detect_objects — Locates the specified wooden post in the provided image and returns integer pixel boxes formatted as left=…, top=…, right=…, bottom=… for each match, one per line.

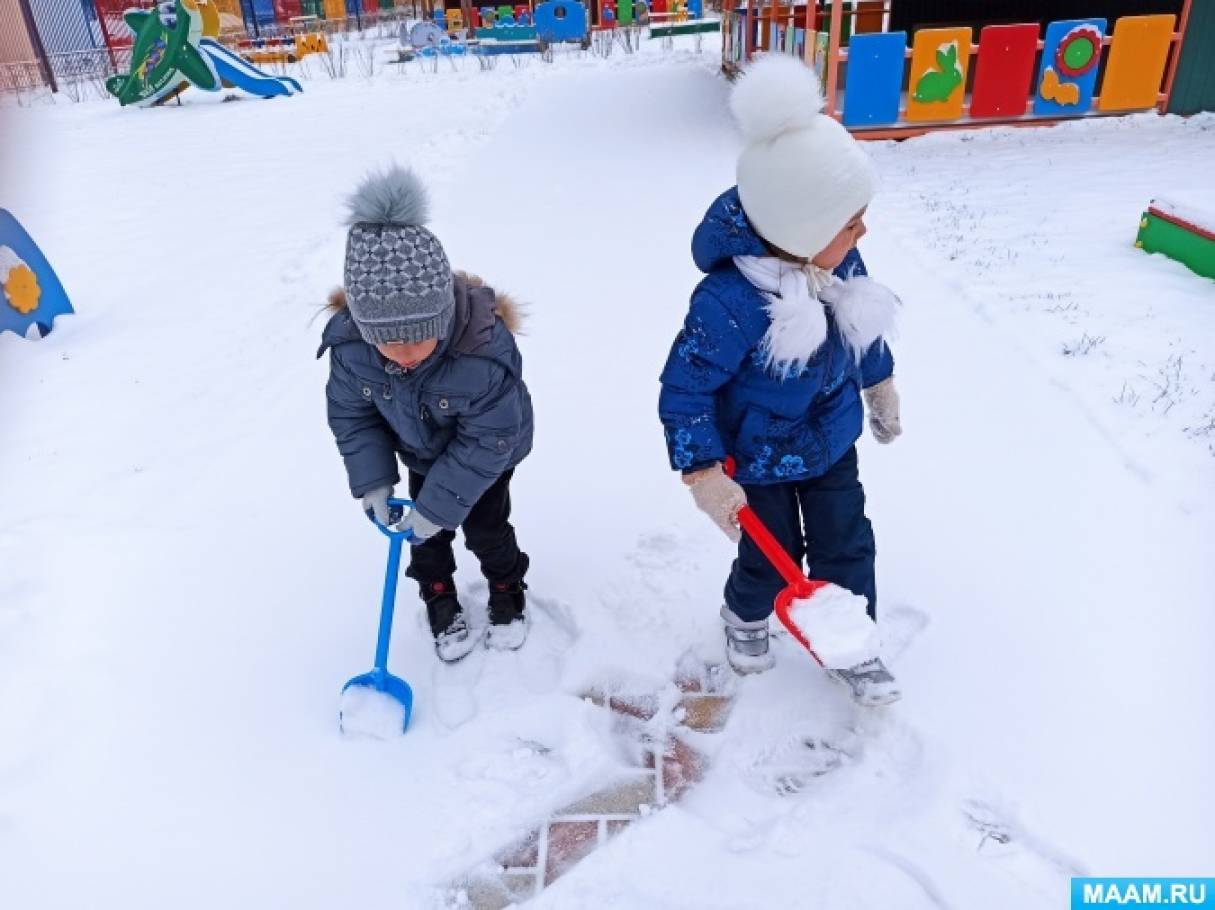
left=1160, top=0, right=1194, bottom=112
left=825, top=0, right=843, bottom=115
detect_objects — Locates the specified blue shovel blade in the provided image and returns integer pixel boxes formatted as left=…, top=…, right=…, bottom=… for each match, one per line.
left=340, top=669, right=413, bottom=735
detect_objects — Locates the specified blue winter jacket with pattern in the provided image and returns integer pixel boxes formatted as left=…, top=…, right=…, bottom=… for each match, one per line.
left=658, top=188, right=894, bottom=485
left=319, top=274, right=533, bottom=529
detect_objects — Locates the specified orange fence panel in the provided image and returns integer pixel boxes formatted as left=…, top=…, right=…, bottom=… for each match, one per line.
left=1098, top=14, right=1176, bottom=112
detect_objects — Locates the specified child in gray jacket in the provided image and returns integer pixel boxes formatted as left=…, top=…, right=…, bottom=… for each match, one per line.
left=319, top=166, right=534, bottom=661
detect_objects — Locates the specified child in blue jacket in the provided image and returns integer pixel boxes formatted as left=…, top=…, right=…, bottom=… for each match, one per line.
left=658, top=56, right=903, bottom=705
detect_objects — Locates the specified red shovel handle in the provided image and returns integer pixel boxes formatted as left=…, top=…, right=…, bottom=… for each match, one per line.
left=736, top=507, right=810, bottom=591
left=724, top=457, right=815, bottom=596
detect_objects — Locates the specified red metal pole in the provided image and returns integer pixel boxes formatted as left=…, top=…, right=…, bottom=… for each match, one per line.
left=92, top=0, right=121, bottom=71
left=1160, top=0, right=1194, bottom=113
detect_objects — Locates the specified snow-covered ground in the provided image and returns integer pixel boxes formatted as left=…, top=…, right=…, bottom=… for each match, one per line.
left=2, top=36, right=1213, bottom=909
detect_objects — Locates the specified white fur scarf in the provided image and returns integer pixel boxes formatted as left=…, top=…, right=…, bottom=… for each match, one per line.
left=733, top=255, right=899, bottom=379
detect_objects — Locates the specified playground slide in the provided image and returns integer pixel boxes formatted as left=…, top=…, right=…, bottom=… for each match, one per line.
left=198, top=38, right=303, bottom=99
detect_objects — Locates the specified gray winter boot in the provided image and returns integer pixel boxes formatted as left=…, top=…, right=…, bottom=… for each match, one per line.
left=721, top=605, right=776, bottom=675
left=827, top=657, right=901, bottom=707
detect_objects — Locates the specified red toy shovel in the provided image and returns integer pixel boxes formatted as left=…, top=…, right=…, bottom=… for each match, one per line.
left=724, top=457, right=828, bottom=666
left=736, top=506, right=830, bottom=667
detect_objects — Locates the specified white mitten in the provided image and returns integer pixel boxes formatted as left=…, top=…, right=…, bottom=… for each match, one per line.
left=684, top=464, right=748, bottom=543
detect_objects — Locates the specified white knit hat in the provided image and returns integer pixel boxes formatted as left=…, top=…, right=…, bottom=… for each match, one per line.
left=731, top=54, right=876, bottom=259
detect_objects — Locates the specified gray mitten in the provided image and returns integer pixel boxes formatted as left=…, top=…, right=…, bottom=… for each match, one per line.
left=863, top=377, right=902, bottom=444
left=361, top=485, right=393, bottom=525
left=395, top=507, right=444, bottom=543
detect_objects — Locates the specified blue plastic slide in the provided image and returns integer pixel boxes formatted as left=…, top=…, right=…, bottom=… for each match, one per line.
left=198, top=38, right=303, bottom=99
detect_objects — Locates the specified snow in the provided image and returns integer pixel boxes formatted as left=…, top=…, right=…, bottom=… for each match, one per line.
left=1151, top=196, right=1215, bottom=234
left=786, top=584, right=879, bottom=669
left=339, top=683, right=409, bottom=739
left=3, top=35, right=1214, bottom=910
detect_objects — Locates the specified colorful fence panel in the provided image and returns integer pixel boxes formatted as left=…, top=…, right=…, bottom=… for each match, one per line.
left=905, top=26, right=971, bottom=121
left=727, top=3, right=1207, bottom=135
left=1098, top=13, right=1176, bottom=111
left=969, top=23, right=1039, bottom=119
left=1033, top=18, right=1107, bottom=116
left=842, top=31, right=905, bottom=127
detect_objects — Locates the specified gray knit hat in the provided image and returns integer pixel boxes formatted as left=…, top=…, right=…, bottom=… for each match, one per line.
left=343, top=165, right=454, bottom=345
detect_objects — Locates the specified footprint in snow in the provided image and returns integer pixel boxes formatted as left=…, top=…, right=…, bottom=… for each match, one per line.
left=881, top=603, right=930, bottom=663
left=959, top=796, right=1087, bottom=892
left=429, top=647, right=487, bottom=731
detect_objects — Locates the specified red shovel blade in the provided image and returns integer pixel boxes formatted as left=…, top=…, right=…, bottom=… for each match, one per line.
left=774, top=582, right=828, bottom=667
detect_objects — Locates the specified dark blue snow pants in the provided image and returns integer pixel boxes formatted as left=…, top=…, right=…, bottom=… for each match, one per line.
left=724, top=446, right=877, bottom=624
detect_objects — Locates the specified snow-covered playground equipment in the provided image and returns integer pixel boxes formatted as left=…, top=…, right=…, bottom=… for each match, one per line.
left=723, top=0, right=1209, bottom=138
left=1136, top=199, right=1215, bottom=280
left=105, top=0, right=302, bottom=106
left=0, top=209, right=73, bottom=340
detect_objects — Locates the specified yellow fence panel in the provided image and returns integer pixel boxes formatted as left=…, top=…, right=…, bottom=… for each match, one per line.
left=1098, top=14, right=1175, bottom=112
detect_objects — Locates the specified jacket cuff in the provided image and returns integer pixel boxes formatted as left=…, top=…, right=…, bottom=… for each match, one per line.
left=664, top=423, right=726, bottom=472
left=350, top=471, right=400, bottom=500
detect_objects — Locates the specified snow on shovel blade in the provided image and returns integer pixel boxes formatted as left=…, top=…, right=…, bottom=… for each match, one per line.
left=340, top=669, right=413, bottom=738
left=775, top=583, right=881, bottom=671
left=735, top=501, right=881, bottom=670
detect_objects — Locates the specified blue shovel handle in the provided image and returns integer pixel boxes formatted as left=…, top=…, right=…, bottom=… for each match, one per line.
left=340, top=497, right=417, bottom=735
left=366, top=498, right=415, bottom=668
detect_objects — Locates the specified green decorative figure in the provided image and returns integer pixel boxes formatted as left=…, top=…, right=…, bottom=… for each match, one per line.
left=105, top=0, right=219, bottom=107
left=913, top=42, right=963, bottom=104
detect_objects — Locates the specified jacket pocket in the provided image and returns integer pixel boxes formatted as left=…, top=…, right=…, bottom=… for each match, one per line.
left=419, top=391, right=470, bottom=429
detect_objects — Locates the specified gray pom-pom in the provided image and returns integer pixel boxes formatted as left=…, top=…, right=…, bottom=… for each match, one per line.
left=346, top=164, right=430, bottom=227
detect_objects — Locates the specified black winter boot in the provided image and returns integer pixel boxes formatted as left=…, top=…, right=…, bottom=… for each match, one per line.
left=486, top=556, right=529, bottom=651
left=422, top=580, right=476, bottom=663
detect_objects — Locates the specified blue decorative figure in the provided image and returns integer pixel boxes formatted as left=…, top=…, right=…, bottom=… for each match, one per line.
left=687, top=0, right=701, bottom=17
left=0, top=209, right=73, bottom=340
left=517, top=10, right=530, bottom=25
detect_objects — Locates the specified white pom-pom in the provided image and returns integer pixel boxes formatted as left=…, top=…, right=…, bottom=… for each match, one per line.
left=760, top=267, right=829, bottom=379
left=819, top=276, right=901, bottom=361
left=729, top=54, right=826, bottom=144
left=346, top=164, right=430, bottom=227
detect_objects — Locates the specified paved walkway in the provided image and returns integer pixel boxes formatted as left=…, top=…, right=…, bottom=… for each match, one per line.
left=446, top=659, right=737, bottom=908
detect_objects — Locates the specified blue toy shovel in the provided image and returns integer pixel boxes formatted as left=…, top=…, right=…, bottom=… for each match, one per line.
left=339, top=497, right=416, bottom=735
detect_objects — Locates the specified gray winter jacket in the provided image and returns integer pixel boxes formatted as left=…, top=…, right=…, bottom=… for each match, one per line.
left=319, top=274, right=533, bottom=529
